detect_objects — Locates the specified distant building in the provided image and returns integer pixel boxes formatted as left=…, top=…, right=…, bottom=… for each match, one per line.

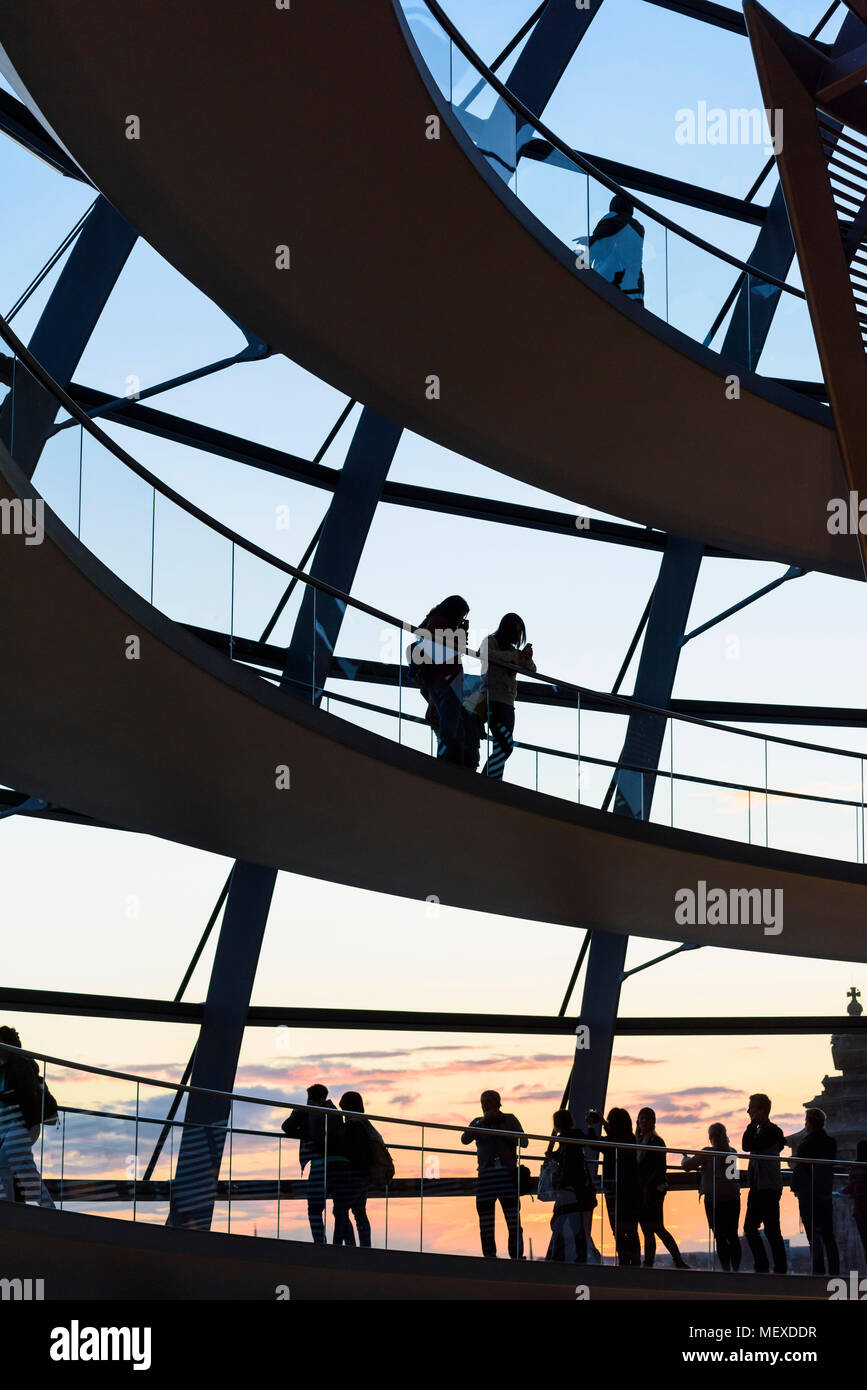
left=801, top=987, right=865, bottom=1273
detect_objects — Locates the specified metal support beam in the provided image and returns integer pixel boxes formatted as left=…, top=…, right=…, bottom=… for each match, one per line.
left=505, top=0, right=606, bottom=117
left=568, top=537, right=703, bottom=1124
left=169, top=406, right=401, bottom=1230
left=167, top=862, right=276, bottom=1228
left=1, top=985, right=865, bottom=1035
left=282, top=408, right=403, bottom=701
left=680, top=565, right=803, bottom=646
left=0, top=197, right=136, bottom=478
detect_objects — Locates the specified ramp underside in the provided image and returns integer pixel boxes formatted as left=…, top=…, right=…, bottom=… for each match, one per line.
left=2, top=445, right=866, bottom=962
left=0, top=0, right=858, bottom=578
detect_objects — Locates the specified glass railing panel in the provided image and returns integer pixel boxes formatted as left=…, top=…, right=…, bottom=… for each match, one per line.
left=149, top=492, right=234, bottom=633
left=764, top=740, right=862, bottom=861
left=71, top=424, right=157, bottom=600
left=401, top=0, right=452, bottom=99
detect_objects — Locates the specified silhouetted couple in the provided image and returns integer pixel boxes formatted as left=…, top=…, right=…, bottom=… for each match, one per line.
left=585, top=1106, right=687, bottom=1268
left=281, top=1084, right=393, bottom=1246
left=410, top=597, right=535, bottom=778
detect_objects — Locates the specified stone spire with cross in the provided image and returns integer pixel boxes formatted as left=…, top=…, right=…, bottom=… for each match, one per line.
left=802, top=989, right=866, bottom=1271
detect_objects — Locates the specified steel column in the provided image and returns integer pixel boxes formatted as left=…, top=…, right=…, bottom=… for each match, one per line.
left=568, top=537, right=703, bottom=1123
left=0, top=197, right=136, bottom=477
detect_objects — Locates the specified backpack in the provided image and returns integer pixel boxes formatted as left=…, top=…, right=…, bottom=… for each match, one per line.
left=38, top=1077, right=59, bottom=1126
left=368, top=1131, right=395, bottom=1186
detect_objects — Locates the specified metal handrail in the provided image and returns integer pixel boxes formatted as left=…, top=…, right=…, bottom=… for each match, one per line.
left=406, top=0, right=805, bottom=301
left=3, top=312, right=866, bottom=774
left=318, top=685, right=867, bottom=814
left=2, top=1044, right=857, bottom=1168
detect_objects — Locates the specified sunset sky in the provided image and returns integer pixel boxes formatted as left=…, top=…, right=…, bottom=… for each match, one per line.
left=1, top=0, right=864, bottom=1261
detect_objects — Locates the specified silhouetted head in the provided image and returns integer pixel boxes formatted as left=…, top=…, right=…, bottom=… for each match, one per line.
left=747, top=1093, right=771, bottom=1123
left=637, top=1107, right=656, bottom=1135
left=494, top=613, right=526, bottom=649
left=306, top=1083, right=328, bottom=1105
left=340, top=1091, right=364, bottom=1113
left=610, top=193, right=634, bottom=219
left=856, top=1139, right=867, bottom=1163
left=436, top=595, right=470, bottom=628
left=0, top=1026, right=21, bottom=1049
left=481, top=1090, right=501, bottom=1115
left=605, top=1107, right=634, bottom=1141
left=708, top=1123, right=729, bottom=1148
left=805, top=1107, right=826, bottom=1132
left=553, top=1109, right=573, bottom=1134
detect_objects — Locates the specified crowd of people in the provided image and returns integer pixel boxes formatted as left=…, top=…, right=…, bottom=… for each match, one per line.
left=408, top=597, right=536, bottom=775
left=2, top=1029, right=866, bottom=1276
left=279, top=1085, right=867, bottom=1274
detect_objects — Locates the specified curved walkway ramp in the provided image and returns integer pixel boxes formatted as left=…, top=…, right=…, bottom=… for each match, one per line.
left=0, top=0, right=858, bottom=579
left=0, top=1203, right=830, bottom=1301
left=2, top=442, right=867, bottom=963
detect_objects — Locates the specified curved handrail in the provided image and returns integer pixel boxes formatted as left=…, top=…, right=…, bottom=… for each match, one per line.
left=2, top=309, right=866, bottom=774
left=1, top=1043, right=851, bottom=1167
left=405, top=0, right=805, bottom=302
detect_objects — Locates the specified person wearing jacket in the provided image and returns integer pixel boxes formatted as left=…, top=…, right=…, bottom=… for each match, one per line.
left=681, top=1122, right=742, bottom=1270
left=847, top=1138, right=867, bottom=1262
left=337, top=1090, right=386, bottom=1248
left=787, top=1108, right=840, bottom=1276
left=635, top=1107, right=689, bottom=1269
left=409, top=595, right=480, bottom=768
left=585, top=1107, right=642, bottom=1266
left=577, top=193, right=646, bottom=304
left=478, top=613, right=536, bottom=781
left=0, top=1025, right=55, bottom=1208
left=281, top=1083, right=348, bottom=1244
left=461, top=1090, right=527, bottom=1259
left=742, top=1093, right=787, bottom=1274
left=544, top=1109, right=596, bottom=1264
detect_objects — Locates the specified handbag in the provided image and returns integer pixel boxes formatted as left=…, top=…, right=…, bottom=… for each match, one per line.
left=537, top=1157, right=561, bottom=1202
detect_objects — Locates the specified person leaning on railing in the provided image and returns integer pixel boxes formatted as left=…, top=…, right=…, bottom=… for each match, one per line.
left=0, top=1026, right=55, bottom=1209
left=407, top=595, right=480, bottom=769
left=680, top=1122, right=741, bottom=1271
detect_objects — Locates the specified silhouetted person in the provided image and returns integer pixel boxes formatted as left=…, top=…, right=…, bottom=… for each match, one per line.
left=479, top=613, right=536, bottom=781
left=581, top=194, right=645, bottom=304
left=281, top=1083, right=348, bottom=1244
left=586, top=1107, right=641, bottom=1266
left=636, top=1107, right=689, bottom=1268
left=337, top=1091, right=390, bottom=1248
left=847, top=1138, right=867, bottom=1262
left=409, top=595, right=480, bottom=768
left=544, top=1109, right=596, bottom=1263
left=461, top=1090, right=527, bottom=1259
left=681, top=1122, right=741, bottom=1271
left=0, top=1026, right=55, bottom=1208
left=788, top=1108, right=839, bottom=1276
left=742, top=1092, right=787, bottom=1274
